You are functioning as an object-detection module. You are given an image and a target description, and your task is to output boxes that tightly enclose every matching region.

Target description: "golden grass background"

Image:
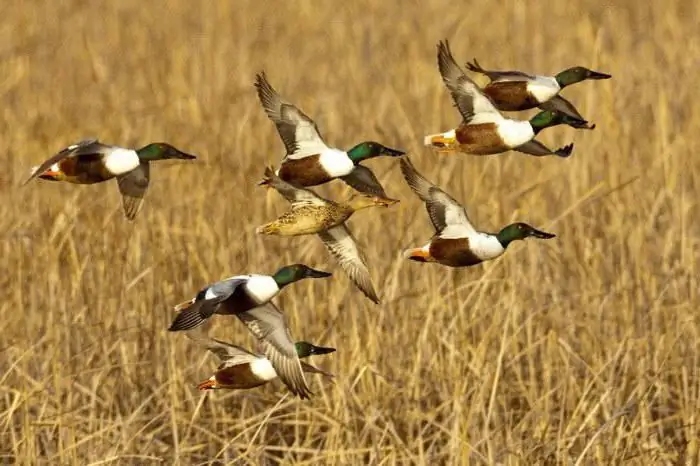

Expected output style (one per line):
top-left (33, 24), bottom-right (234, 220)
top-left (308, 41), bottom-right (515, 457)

top-left (2, 1), bottom-right (699, 464)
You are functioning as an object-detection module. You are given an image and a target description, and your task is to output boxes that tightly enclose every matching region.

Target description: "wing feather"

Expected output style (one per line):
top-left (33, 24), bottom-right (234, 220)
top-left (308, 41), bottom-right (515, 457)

top-left (254, 72), bottom-right (330, 160)
top-left (318, 225), bottom-right (380, 304)
top-left (399, 157), bottom-right (476, 236)
top-left (437, 40), bottom-right (502, 124)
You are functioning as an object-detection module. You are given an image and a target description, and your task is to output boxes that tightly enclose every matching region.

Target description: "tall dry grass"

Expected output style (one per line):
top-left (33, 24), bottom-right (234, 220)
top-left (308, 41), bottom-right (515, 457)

top-left (1, 1), bottom-right (699, 464)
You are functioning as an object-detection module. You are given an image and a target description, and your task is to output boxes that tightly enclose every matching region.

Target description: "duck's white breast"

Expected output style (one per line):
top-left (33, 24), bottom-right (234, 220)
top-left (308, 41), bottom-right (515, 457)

top-left (319, 148), bottom-right (354, 177)
top-left (243, 275), bottom-right (279, 303)
top-left (496, 119), bottom-right (535, 148)
top-left (103, 149), bottom-right (140, 175)
top-left (526, 76), bottom-right (561, 103)
top-left (250, 358), bottom-right (279, 381)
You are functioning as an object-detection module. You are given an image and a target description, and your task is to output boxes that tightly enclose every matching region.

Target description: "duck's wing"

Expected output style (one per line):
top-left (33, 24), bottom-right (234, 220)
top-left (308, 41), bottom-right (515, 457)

top-left (515, 140), bottom-right (574, 158)
top-left (399, 156), bottom-right (476, 237)
top-left (436, 40), bottom-right (502, 124)
top-left (301, 361), bottom-right (335, 379)
top-left (183, 320), bottom-right (261, 368)
top-left (318, 224), bottom-right (380, 304)
top-left (116, 162), bottom-right (150, 220)
top-left (254, 72), bottom-right (330, 160)
top-left (236, 302), bottom-right (312, 399)
top-left (24, 138), bottom-right (111, 185)
top-left (168, 277), bottom-right (248, 332)
top-left (464, 58), bottom-right (537, 83)
top-left (259, 166), bottom-right (327, 207)
top-left (340, 165), bottom-right (389, 198)
top-left (538, 95), bottom-right (594, 129)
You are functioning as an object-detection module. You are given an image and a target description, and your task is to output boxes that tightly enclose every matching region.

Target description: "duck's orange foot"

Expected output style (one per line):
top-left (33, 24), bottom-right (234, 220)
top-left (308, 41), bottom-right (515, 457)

top-left (197, 378), bottom-right (217, 390)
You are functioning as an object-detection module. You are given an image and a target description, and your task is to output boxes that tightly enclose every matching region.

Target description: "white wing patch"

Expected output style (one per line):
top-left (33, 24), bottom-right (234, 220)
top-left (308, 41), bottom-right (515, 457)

top-left (431, 191), bottom-right (477, 234)
top-left (286, 121), bottom-right (330, 160)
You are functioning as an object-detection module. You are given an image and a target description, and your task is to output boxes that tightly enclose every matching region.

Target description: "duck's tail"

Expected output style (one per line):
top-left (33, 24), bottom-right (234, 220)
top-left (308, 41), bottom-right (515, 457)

top-left (423, 129), bottom-right (458, 152)
top-left (403, 245), bottom-right (434, 263)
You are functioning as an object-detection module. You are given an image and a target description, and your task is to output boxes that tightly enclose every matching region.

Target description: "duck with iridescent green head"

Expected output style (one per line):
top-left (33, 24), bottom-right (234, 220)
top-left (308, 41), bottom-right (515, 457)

top-left (400, 156), bottom-right (555, 268)
top-left (24, 138), bottom-right (197, 220)
top-left (465, 58), bottom-right (610, 129)
top-left (254, 72), bottom-right (404, 201)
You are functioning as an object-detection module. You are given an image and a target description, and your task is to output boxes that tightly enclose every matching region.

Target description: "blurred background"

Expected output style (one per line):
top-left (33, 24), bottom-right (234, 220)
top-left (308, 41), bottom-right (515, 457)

top-left (1, 1), bottom-right (699, 464)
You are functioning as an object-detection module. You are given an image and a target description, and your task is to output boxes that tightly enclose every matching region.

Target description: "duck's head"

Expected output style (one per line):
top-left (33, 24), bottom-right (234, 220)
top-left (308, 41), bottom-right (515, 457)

top-left (555, 66), bottom-right (611, 88)
top-left (294, 341), bottom-right (337, 358)
top-left (497, 222), bottom-right (556, 248)
top-left (136, 142), bottom-right (197, 161)
top-left (272, 264), bottom-right (333, 288)
top-left (529, 110), bottom-right (588, 134)
top-left (347, 194), bottom-right (400, 211)
top-left (347, 141), bottom-right (406, 163)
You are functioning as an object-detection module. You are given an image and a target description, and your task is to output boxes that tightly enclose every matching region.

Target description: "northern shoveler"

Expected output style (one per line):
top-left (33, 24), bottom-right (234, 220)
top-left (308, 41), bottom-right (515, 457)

top-left (400, 156), bottom-right (555, 267)
top-left (24, 139), bottom-right (197, 219)
top-left (193, 334), bottom-right (335, 393)
top-left (167, 263), bottom-right (332, 332)
top-left (466, 58), bottom-right (610, 129)
top-left (180, 303), bottom-right (333, 399)
top-left (257, 167), bottom-right (397, 304)
top-left (254, 72), bottom-right (404, 200)
top-left (424, 40), bottom-right (585, 158)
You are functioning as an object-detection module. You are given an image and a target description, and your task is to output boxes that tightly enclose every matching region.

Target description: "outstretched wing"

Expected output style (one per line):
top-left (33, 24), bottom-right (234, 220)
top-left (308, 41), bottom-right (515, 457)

top-left (339, 165), bottom-right (389, 198)
top-left (318, 224), bottom-right (380, 304)
top-left (259, 166), bottom-right (327, 207)
top-left (254, 72), bottom-right (330, 160)
top-left (436, 40), bottom-right (502, 124)
top-left (24, 138), bottom-right (113, 185)
top-left (168, 278), bottom-right (248, 332)
top-left (116, 162), bottom-right (150, 220)
top-left (538, 95), bottom-right (586, 120)
top-left (399, 156), bottom-right (476, 237)
top-left (236, 302), bottom-right (312, 399)
top-left (183, 320), bottom-right (261, 368)
top-left (465, 58), bottom-right (536, 83)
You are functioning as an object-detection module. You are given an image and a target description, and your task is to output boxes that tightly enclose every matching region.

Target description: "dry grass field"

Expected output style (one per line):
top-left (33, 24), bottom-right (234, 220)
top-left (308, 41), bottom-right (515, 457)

top-left (1, 1), bottom-right (699, 464)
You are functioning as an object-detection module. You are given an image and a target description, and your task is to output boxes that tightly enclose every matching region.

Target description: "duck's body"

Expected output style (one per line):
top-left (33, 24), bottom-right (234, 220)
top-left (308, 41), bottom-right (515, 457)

top-left (168, 264), bottom-right (332, 332)
top-left (276, 150), bottom-right (354, 187)
top-left (408, 235), bottom-right (505, 268)
top-left (399, 156), bottom-right (556, 268)
top-left (254, 72), bottom-right (404, 200)
top-left (424, 41), bottom-right (586, 158)
top-left (25, 139), bottom-right (197, 219)
top-left (184, 325), bottom-right (335, 395)
top-left (466, 58), bottom-right (611, 126)
top-left (257, 167), bottom-right (397, 304)
top-left (256, 200), bottom-right (354, 236)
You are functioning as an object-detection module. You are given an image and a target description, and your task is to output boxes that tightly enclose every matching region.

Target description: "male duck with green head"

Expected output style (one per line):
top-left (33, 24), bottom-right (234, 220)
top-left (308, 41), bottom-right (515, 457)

top-left (24, 138), bottom-right (197, 220)
top-left (466, 58), bottom-right (611, 129)
top-left (168, 263), bottom-right (332, 332)
top-left (400, 157), bottom-right (555, 267)
top-left (424, 40), bottom-right (587, 158)
top-left (194, 336), bottom-right (336, 396)
top-left (254, 72), bottom-right (405, 200)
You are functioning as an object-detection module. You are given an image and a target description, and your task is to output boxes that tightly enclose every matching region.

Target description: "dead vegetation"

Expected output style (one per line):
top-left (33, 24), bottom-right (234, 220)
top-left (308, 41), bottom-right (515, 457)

top-left (1, 1), bottom-right (699, 464)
